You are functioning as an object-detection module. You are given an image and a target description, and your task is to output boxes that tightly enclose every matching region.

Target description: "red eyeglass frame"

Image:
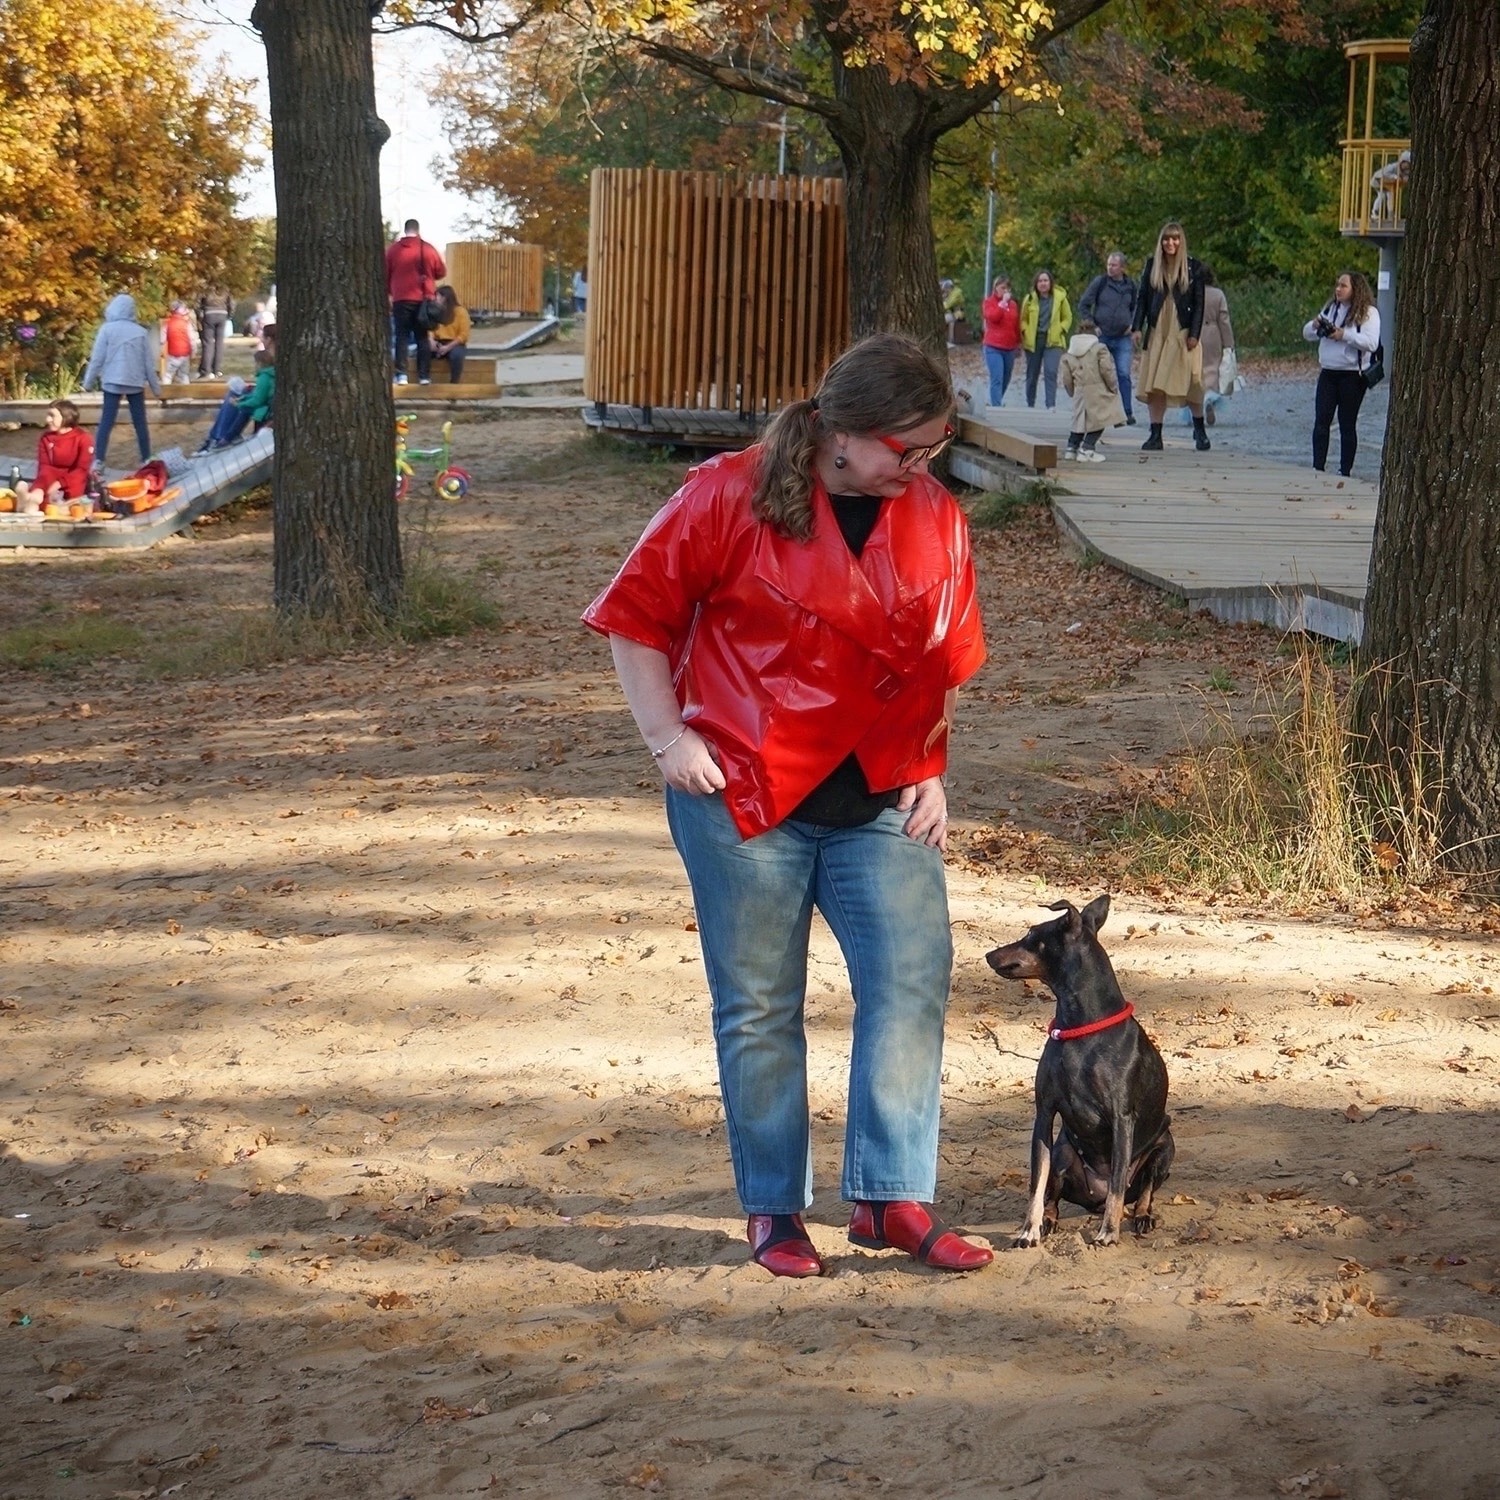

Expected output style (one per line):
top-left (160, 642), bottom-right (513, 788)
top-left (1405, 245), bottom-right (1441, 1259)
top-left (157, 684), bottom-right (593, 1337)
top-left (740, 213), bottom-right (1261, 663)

top-left (875, 423), bottom-right (956, 469)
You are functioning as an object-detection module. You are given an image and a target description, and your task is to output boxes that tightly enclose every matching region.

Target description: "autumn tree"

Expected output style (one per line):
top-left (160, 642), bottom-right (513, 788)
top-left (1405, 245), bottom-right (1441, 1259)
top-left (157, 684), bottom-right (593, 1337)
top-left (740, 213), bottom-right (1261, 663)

top-left (0, 0), bottom-right (258, 375)
top-left (1358, 0), bottom-right (1500, 877)
top-left (439, 23), bottom-right (807, 274)
top-left (240, 0), bottom-right (1110, 623)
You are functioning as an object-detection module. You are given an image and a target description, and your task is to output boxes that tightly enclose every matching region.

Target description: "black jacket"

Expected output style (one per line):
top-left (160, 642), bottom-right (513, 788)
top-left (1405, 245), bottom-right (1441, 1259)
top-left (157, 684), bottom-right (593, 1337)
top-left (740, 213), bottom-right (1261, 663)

top-left (1078, 273), bottom-right (1137, 337)
top-left (1131, 257), bottom-right (1205, 344)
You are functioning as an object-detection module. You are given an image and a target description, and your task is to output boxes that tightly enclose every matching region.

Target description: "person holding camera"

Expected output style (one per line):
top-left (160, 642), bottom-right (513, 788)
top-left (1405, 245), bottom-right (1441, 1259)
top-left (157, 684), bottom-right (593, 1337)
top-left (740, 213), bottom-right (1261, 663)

top-left (1303, 270), bottom-right (1381, 478)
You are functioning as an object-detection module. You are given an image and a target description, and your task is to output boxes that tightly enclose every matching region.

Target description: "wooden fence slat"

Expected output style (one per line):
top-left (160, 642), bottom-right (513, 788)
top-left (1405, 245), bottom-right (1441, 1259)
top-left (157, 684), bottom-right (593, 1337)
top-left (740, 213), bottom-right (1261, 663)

top-left (587, 168), bottom-right (848, 414)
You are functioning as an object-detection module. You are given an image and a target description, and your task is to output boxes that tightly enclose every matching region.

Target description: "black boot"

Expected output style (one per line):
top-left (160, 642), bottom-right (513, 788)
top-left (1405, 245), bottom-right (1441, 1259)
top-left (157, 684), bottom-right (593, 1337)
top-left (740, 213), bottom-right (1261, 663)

top-left (1141, 423), bottom-right (1164, 451)
top-left (1193, 417), bottom-right (1211, 452)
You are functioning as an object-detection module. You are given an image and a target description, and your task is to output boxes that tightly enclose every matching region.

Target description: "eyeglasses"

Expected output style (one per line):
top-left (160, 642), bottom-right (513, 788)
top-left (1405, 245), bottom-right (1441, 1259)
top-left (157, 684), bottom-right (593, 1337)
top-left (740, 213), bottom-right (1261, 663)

top-left (875, 423), bottom-right (955, 470)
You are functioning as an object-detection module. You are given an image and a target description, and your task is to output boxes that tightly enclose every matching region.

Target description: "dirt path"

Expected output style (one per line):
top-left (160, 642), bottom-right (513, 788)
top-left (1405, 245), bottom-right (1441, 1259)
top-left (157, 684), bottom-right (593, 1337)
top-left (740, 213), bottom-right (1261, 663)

top-left (2, 411), bottom-right (1497, 1499)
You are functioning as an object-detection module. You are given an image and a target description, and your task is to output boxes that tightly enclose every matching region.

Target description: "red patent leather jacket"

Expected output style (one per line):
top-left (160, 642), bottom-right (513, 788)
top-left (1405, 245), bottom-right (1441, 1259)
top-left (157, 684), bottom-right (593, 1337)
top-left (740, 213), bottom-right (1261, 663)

top-left (583, 447), bottom-right (986, 838)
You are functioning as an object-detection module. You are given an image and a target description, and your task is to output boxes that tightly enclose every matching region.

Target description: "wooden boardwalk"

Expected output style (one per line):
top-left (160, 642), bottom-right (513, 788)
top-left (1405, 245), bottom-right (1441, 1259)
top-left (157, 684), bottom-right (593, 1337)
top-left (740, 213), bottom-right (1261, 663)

top-left (951, 404), bottom-right (1377, 644)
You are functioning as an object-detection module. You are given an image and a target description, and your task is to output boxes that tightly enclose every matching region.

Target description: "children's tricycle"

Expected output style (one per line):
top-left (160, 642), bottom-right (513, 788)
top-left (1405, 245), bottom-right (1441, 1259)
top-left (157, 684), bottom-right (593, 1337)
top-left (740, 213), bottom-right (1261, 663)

top-left (394, 414), bottom-right (471, 501)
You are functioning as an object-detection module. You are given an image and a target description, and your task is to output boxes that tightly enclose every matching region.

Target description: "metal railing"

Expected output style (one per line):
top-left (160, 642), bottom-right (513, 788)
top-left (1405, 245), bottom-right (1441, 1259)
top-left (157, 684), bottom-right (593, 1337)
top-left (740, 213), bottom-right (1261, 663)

top-left (1340, 140), bottom-right (1410, 237)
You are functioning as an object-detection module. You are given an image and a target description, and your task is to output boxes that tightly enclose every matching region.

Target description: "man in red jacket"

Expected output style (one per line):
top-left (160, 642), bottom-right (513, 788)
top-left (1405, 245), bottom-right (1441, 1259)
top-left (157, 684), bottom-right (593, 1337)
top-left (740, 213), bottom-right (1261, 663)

top-left (385, 219), bottom-right (446, 385)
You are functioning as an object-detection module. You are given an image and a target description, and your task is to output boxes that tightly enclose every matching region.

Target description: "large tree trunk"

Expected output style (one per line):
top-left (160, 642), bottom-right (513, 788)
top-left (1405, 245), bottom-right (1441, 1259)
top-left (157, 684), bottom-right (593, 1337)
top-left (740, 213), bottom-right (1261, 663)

top-left (253, 0), bottom-right (402, 619)
top-left (827, 68), bottom-right (946, 354)
top-left (1358, 0), bottom-right (1500, 875)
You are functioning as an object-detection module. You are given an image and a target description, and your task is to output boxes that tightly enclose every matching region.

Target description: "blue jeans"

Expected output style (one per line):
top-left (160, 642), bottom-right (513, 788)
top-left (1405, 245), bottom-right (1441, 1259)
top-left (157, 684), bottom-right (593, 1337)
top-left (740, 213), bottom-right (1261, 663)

top-left (95, 389), bottom-right (151, 467)
top-left (1100, 333), bottom-right (1135, 419)
top-left (983, 345), bottom-right (1016, 406)
top-left (665, 788), bottom-right (953, 1215)
top-left (204, 396), bottom-right (253, 448)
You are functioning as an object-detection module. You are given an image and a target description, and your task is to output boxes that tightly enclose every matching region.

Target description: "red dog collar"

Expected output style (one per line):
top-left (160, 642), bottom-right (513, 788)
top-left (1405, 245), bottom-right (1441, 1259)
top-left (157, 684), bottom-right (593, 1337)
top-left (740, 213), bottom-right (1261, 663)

top-left (1047, 1002), bottom-right (1134, 1042)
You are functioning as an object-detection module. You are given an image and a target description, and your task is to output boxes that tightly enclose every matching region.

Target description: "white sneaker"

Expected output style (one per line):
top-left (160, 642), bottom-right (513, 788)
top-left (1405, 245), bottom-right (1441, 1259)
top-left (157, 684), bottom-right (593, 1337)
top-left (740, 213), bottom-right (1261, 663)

top-left (1064, 448), bottom-right (1079, 461)
top-left (394, 373), bottom-right (408, 385)
top-left (1082, 449), bottom-right (1107, 462)
top-left (418, 378), bottom-right (431, 385)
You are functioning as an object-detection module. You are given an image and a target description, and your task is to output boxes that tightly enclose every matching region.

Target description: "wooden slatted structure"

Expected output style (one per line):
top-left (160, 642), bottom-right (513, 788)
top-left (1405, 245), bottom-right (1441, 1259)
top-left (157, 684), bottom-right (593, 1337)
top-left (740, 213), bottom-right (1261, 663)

top-left (585, 168), bottom-right (849, 417)
top-left (445, 242), bottom-right (545, 316)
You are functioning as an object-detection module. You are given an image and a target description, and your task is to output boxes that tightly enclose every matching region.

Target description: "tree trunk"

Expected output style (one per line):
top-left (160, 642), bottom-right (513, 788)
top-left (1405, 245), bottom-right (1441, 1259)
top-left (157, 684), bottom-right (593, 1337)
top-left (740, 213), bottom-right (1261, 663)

top-left (253, 0), bottom-right (402, 619)
top-left (827, 68), bottom-right (946, 355)
top-left (1358, 0), bottom-right (1500, 875)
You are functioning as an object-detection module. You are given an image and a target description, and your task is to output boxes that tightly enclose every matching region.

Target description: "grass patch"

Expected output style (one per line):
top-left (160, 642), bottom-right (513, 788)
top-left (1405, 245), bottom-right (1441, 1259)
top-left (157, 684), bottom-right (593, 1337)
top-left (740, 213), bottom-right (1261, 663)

top-left (145, 560), bottom-right (499, 679)
top-left (0, 615), bottom-right (143, 673)
top-left (1109, 649), bottom-right (1443, 898)
top-left (968, 477), bottom-right (1056, 530)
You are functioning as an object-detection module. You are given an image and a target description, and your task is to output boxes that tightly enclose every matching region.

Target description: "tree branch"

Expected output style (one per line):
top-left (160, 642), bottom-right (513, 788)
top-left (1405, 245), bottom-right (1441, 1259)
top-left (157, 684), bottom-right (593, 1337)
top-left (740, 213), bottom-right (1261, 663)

top-left (636, 39), bottom-right (842, 122)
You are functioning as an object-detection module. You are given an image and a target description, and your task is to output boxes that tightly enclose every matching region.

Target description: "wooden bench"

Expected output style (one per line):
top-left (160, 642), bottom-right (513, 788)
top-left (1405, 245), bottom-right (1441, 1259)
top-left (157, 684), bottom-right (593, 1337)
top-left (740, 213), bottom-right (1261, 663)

top-left (400, 355), bottom-right (497, 384)
top-left (956, 414), bottom-right (1058, 472)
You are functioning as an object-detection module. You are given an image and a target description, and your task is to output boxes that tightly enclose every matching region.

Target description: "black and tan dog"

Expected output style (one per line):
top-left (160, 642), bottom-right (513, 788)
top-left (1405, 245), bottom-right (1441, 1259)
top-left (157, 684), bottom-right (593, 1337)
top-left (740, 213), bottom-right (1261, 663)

top-left (986, 896), bottom-right (1174, 1247)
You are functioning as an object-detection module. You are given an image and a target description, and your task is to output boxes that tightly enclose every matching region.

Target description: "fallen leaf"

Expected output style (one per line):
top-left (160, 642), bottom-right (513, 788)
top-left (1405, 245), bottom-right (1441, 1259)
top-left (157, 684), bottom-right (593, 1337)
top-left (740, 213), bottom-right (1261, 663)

top-left (1343, 1104), bottom-right (1366, 1123)
top-left (542, 1128), bottom-right (615, 1157)
top-left (369, 1289), bottom-right (415, 1310)
top-left (628, 1462), bottom-right (667, 1491)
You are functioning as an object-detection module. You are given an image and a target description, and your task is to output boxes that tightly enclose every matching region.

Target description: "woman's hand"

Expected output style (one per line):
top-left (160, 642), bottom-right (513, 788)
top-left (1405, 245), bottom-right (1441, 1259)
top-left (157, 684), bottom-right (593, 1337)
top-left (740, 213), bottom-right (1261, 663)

top-left (655, 726), bottom-right (726, 795)
top-left (897, 776), bottom-right (949, 849)
top-left (1185, 336), bottom-right (1199, 351)
top-left (1132, 330), bottom-right (1142, 349)
top-left (1332, 326), bottom-right (1345, 341)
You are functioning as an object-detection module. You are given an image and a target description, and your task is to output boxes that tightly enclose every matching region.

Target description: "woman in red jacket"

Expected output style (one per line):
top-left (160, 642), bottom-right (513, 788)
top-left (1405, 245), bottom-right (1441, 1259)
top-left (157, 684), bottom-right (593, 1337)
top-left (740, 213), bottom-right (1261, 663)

top-left (584, 334), bottom-right (993, 1278)
top-left (14, 400), bottom-right (94, 510)
top-left (980, 274), bottom-right (1022, 408)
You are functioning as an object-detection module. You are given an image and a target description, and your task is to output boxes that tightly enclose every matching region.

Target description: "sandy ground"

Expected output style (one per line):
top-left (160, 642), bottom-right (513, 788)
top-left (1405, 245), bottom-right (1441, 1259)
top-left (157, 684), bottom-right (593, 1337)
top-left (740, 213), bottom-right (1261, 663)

top-left (2, 409), bottom-right (1498, 1499)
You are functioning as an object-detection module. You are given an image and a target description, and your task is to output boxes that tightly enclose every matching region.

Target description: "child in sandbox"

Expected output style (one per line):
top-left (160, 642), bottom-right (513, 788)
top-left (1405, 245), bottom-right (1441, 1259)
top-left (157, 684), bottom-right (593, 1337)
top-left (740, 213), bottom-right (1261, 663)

top-left (13, 400), bottom-right (95, 513)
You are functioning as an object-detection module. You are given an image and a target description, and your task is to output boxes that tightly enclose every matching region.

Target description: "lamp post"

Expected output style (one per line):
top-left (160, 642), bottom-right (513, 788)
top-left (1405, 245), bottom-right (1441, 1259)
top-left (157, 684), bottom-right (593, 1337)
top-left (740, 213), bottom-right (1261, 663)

top-left (982, 100), bottom-right (1000, 296)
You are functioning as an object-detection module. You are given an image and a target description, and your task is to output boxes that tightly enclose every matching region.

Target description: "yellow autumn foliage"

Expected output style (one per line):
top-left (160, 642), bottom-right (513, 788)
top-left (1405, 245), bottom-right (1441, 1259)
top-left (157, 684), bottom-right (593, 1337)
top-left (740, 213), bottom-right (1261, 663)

top-left (0, 0), bottom-right (260, 377)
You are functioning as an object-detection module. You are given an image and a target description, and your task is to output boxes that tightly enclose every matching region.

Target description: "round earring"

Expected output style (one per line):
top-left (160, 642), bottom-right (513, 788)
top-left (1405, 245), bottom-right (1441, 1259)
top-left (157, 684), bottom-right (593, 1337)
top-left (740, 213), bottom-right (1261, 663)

top-left (833, 450), bottom-right (848, 469)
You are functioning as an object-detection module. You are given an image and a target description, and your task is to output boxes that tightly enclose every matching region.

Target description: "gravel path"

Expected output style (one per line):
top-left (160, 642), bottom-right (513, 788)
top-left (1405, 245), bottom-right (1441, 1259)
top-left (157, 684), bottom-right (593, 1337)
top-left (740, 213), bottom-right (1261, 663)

top-left (953, 348), bottom-right (1391, 485)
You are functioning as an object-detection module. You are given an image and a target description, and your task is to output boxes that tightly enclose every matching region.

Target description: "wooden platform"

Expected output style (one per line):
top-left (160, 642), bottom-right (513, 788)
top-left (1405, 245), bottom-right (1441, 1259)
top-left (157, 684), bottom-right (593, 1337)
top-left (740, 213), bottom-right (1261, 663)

top-left (954, 406), bottom-right (1377, 644)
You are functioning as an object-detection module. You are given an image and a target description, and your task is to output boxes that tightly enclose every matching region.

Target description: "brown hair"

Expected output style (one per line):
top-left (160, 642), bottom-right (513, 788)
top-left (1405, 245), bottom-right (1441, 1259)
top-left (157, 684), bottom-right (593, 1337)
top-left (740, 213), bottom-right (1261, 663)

top-left (48, 399), bottom-right (80, 428)
top-left (750, 333), bottom-right (953, 541)
top-left (1341, 270), bottom-right (1375, 331)
top-left (1031, 269), bottom-right (1055, 295)
top-left (1149, 221), bottom-right (1190, 295)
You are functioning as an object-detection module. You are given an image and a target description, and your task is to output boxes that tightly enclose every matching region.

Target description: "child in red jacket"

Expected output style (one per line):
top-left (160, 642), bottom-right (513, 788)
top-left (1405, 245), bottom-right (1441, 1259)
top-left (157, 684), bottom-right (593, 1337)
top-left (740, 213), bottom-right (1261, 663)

top-left (14, 400), bottom-right (95, 511)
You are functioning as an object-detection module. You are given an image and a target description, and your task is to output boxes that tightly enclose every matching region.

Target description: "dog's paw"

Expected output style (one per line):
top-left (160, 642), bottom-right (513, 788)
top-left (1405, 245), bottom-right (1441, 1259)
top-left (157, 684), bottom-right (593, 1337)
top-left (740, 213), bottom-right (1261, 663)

top-left (1091, 1224), bottom-right (1121, 1247)
top-left (1012, 1227), bottom-right (1044, 1249)
top-left (1130, 1213), bottom-right (1158, 1236)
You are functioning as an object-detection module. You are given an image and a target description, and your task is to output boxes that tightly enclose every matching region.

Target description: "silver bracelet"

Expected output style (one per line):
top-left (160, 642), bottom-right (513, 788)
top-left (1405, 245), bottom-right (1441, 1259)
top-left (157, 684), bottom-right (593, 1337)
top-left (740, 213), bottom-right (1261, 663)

top-left (650, 727), bottom-right (687, 760)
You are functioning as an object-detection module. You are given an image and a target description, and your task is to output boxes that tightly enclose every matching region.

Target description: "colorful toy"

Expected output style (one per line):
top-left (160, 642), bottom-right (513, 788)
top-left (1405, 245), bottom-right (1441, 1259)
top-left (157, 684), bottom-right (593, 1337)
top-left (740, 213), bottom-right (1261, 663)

top-left (394, 414), bottom-right (470, 501)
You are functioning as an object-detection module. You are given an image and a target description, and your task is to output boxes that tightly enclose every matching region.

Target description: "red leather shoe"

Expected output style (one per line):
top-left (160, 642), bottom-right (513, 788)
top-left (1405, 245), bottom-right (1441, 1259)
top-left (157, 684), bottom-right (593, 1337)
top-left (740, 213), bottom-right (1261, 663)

top-left (848, 1200), bottom-right (993, 1271)
top-left (747, 1214), bottom-right (824, 1278)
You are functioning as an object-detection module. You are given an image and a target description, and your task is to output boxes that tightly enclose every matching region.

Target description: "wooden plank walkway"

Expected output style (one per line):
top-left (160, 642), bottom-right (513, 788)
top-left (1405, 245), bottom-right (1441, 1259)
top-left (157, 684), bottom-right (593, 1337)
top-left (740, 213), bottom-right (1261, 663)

top-left (953, 405), bottom-right (1377, 644)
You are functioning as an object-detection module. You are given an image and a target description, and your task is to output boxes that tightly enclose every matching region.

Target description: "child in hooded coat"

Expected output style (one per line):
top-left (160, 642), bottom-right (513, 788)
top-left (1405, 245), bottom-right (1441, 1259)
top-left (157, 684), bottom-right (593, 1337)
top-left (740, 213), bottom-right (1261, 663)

top-left (1059, 318), bottom-right (1127, 461)
top-left (82, 293), bottom-right (161, 467)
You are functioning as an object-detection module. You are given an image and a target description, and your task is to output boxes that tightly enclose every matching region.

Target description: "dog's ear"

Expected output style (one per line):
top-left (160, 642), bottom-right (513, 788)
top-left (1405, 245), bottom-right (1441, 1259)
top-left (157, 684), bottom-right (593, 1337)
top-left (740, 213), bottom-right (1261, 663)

top-left (1080, 893), bottom-right (1110, 936)
top-left (1047, 899), bottom-right (1081, 935)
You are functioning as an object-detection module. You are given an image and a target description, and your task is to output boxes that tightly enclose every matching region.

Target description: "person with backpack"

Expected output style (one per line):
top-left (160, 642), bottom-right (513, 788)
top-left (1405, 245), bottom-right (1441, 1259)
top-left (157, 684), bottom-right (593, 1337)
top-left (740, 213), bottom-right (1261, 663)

top-left (386, 218), bottom-right (446, 385)
top-left (1077, 251), bottom-right (1138, 425)
top-left (1303, 270), bottom-right (1381, 477)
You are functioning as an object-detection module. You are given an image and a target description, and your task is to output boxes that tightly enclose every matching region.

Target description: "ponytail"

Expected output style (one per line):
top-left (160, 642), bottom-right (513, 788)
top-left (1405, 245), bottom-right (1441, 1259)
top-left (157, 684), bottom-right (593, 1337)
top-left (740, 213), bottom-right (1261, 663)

top-left (751, 398), bottom-right (822, 541)
top-left (749, 332), bottom-right (953, 543)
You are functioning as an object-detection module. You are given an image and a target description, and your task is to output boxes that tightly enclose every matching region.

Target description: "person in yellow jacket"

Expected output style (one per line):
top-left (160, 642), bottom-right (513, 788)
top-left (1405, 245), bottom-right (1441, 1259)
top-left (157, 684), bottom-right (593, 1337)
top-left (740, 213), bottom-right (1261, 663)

top-left (1020, 270), bottom-right (1072, 409)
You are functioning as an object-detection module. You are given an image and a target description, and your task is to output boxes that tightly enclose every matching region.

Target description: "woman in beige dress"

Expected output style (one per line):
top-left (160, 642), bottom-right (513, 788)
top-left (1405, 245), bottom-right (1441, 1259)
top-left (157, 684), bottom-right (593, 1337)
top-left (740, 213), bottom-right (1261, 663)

top-left (1131, 221), bottom-right (1209, 452)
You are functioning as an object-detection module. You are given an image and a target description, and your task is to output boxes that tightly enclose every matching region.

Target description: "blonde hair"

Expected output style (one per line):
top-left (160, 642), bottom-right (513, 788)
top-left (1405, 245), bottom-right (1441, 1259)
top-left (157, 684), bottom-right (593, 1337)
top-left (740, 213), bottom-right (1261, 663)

top-left (1149, 221), bottom-right (1190, 295)
top-left (750, 333), bottom-right (953, 542)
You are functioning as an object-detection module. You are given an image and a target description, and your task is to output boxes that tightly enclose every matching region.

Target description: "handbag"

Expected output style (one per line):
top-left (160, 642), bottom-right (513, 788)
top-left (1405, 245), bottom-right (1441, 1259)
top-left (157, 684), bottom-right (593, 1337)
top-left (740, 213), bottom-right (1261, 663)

top-left (1219, 346), bottom-right (1240, 395)
top-left (1362, 343), bottom-right (1385, 389)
